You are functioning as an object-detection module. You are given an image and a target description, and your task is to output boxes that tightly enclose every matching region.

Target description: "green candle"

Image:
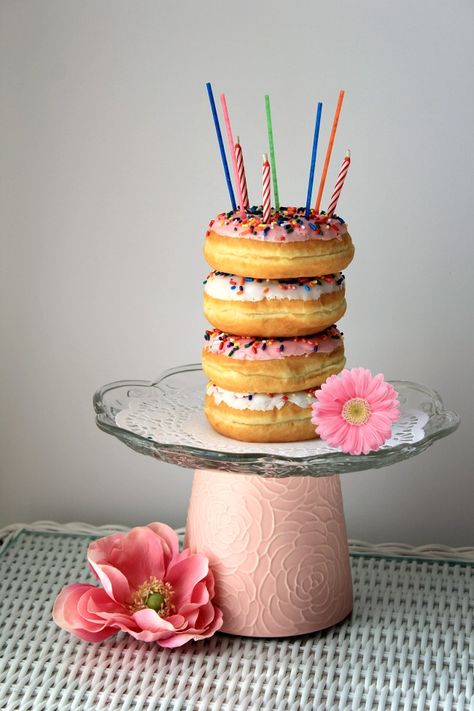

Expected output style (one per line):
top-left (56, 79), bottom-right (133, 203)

top-left (265, 95), bottom-right (280, 212)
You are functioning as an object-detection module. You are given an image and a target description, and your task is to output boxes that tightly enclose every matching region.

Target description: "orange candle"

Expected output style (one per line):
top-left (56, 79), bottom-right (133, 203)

top-left (314, 90), bottom-right (345, 213)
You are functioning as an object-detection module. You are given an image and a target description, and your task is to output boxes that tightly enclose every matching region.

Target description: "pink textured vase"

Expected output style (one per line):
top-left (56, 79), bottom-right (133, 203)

top-left (185, 470), bottom-right (353, 637)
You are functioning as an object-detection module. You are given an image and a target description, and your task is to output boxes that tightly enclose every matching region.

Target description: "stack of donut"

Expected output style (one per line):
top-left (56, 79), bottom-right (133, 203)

top-left (202, 206), bottom-right (355, 442)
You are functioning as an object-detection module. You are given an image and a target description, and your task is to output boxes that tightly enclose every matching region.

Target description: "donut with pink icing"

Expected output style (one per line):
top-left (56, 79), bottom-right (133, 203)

top-left (202, 325), bottom-right (345, 394)
top-left (204, 207), bottom-right (354, 279)
top-left (203, 271), bottom-right (346, 337)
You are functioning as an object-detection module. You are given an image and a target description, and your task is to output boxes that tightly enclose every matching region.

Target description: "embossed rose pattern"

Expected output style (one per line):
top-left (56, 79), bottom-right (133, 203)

top-left (185, 471), bottom-right (353, 637)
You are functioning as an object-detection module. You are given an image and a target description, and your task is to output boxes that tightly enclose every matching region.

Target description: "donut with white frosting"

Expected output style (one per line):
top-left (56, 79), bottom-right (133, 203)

top-left (204, 383), bottom-right (318, 442)
top-left (202, 326), bottom-right (345, 394)
top-left (204, 207), bottom-right (354, 279)
top-left (203, 270), bottom-right (346, 337)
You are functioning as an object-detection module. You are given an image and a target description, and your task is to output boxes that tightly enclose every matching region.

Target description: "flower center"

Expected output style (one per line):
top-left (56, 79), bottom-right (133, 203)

top-left (342, 397), bottom-right (371, 426)
top-left (130, 577), bottom-right (174, 617)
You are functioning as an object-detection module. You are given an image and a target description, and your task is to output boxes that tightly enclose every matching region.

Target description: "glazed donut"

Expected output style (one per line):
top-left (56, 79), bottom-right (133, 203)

top-left (205, 383), bottom-right (318, 442)
top-left (203, 271), bottom-right (346, 337)
top-left (204, 207), bottom-right (354, 278)
top-left (202, 326), bottom-right (344, 393)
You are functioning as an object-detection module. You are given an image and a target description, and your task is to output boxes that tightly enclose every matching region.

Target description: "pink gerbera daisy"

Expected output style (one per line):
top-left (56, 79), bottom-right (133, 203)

top-left (311, 368), bottom-right (400, 455)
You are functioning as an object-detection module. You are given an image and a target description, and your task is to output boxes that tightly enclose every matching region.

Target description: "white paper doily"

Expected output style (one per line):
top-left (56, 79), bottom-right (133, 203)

top-left (115, 381), bottom-right (429, 458)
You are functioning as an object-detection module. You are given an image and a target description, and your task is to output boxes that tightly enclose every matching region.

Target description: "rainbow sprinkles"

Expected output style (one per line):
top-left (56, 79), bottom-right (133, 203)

top-left (206, 207), bottom-right (347, 242)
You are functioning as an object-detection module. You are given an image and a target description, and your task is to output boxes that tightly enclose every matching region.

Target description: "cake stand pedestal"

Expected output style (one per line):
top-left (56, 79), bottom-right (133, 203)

top-left (185, 469), bottom-right (351, 636)
top-left (94, 364), bottom-right (459, 638)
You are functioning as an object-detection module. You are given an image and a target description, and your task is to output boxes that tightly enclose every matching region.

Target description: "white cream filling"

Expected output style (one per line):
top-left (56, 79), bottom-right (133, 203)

top-left (207, 384), bottom-right (316, 411)
top-left (204, 272), bottom-right (344, 302)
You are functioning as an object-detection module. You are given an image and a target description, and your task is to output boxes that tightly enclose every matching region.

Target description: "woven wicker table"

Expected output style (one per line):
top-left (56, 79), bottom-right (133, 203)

top-left (0, 522), bottom-right (473, 711)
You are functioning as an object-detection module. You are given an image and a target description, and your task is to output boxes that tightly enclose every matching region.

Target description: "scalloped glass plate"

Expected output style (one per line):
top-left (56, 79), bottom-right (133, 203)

top-left (94, 364), bottom-right (459, 477)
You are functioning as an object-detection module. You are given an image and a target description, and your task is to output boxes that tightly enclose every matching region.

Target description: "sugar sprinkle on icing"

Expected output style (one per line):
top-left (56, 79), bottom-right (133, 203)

top-left (206, 206), bottom-right (347, 243)
top-left (203, 325), bottom-right (343, 360)
top-left (204, 271), bottom-right (345, 302)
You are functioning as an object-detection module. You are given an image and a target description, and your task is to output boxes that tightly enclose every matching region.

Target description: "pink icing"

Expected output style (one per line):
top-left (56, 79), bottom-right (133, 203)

top-left (203, 327), bottom-right (343, 361)
top-left (206, 208), bottom-right (347, 244)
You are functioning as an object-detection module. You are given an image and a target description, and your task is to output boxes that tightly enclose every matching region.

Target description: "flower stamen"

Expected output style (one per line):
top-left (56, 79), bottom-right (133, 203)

top-left (129, 577), bottom-right (174, 617)
top-left (342, 397), bottom-right (371, 426)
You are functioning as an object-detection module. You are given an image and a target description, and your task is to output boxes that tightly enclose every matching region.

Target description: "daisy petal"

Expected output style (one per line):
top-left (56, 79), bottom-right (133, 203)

top-left (312, 368), bottom-right (400, 455)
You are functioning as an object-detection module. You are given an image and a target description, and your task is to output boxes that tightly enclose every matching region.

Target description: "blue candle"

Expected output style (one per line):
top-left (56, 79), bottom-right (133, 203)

top-left (206, 82), bottom-right (237, 211)
top-left (305, 102), bottom-right (323, 219)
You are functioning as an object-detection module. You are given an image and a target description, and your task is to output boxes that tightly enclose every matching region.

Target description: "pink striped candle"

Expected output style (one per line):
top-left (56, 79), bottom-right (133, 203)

top-left (327, 150), bottom-right (351, 217)
top-left (262, 154), bottom-right (271, 222)
top-left (235, 137), bottom-right (249, 209)
top-left (220, 93), bottom-right (246, 218)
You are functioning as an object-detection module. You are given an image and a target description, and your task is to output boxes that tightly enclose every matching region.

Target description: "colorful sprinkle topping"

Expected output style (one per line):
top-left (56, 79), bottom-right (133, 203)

top-left (208, 206), bottom-right (345, 233)
top-left (203, 271), bottom-right (345, 291)
top-left (203, 326), bottom-right (343, 357)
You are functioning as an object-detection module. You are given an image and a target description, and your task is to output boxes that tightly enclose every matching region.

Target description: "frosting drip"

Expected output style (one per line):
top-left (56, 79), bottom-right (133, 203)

top-left (207, 383), bottom-right (316, 411)
top-left (203, 326), bottom-right (343, 361)
top-left (204, 271), bottom-right (345, 302)
top-left (206, 206), bottom-right (347, 243)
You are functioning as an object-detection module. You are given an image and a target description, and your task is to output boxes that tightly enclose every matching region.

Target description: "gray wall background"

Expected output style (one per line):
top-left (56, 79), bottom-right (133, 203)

top-left (1, 0), bottom-right (473, 544)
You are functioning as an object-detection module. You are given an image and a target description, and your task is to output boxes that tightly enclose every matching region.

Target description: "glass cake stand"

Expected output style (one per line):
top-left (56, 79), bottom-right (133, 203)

top-left (94, 364), bottom-right (459, 638)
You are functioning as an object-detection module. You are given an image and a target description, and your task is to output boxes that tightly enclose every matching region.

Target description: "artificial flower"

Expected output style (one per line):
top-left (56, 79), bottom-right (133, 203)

top-left (53, 523), bottom-right (223, 648)
top-left (311, 368), bottom-right (400, 455)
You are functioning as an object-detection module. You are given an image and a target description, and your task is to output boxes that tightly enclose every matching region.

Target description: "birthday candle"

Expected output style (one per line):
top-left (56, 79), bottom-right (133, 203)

top-left (305, 102), bottom-right (323, 218)
top-left (262, 154), bottom-right (271, 223)
top-left (327, 151), bottom-right (351, 216)
top-left (235, 137), bottom-right (249, 209)
top-left (220, 93), bottom-right (246, 218)
top-left (315, 90), bottom-right (345, 213)
top-left (265, 95), bottom-right (280, 211)
top-left (205, 82), bottom-right (236, 211)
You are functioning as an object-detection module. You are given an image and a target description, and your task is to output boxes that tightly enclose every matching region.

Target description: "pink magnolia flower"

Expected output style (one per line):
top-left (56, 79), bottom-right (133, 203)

top-left (53, 523), bottom-right (223, 648)
top-left (311, 368), bottom-right (400, 455)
